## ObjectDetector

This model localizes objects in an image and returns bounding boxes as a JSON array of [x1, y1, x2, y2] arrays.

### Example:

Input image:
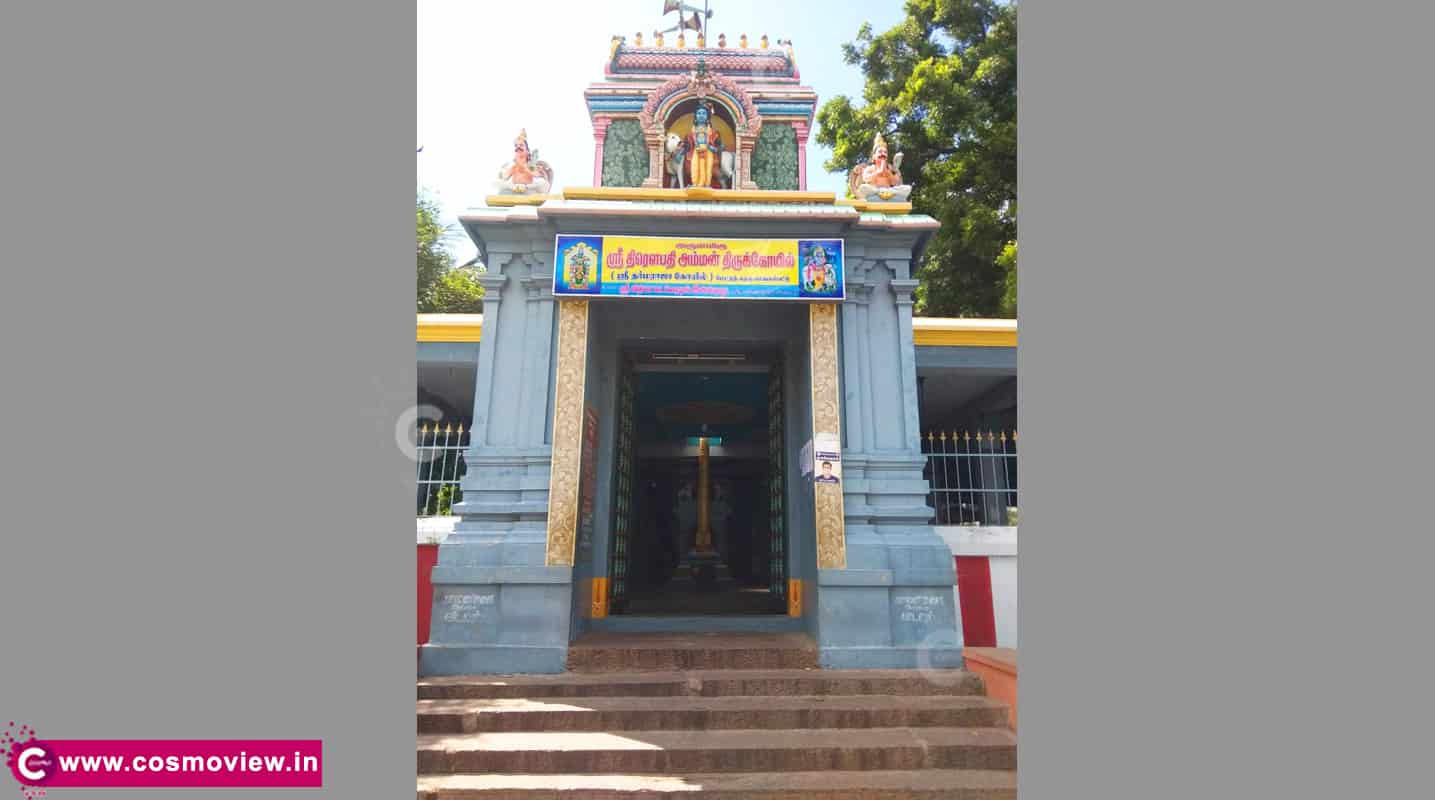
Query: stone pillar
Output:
[[792, 120, 810, 191], [642, 129, 665, 188], [809, 303, 846, 569], [420, 230, 577, 677], [738, 134, 758, 191], [591, 117, 611, 187], [813, 231, 962, 671]]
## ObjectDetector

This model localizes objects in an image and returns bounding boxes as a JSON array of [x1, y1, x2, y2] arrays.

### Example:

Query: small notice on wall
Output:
[[813, 432, 841, 485], [438, 591, 495, 626]]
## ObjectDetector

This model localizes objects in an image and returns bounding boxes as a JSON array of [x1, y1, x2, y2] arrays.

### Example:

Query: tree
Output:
[[426, 267, 485, 314], [417, 190, 484, 312], [816, 0, 1016, 317]]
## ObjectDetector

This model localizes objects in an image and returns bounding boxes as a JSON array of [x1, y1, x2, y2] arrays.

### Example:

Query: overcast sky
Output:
[[417, 0, 907, 264]]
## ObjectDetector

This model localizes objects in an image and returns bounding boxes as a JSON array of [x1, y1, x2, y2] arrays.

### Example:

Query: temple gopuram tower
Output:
[[586, 32, 816, 191], [420, 12, 962, 676]]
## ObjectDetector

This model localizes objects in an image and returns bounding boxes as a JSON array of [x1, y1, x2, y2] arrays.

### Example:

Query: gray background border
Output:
[[2, 1, 1432, 797], [1, 1, 415, 796], [1022, 1, 1432, 796]]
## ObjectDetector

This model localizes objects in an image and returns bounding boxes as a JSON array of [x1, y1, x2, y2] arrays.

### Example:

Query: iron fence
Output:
[[922, 430, 1018, 526], [417, 424, 1015, 524], [417, 423, 468, 517]]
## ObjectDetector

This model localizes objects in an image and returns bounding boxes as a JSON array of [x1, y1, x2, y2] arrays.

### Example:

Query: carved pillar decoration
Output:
[[890, 279, 923, 451], [839, 279, 871, 454], [739, 136, 758, 191], [792, 121, 810, 191], [518, 271, 555, 446], [642, 130, 665, 188], [809, 303, 847, 569], [470, 271, 511, 448], [544, 300, 590, 567], [591, 117, 612, 188]]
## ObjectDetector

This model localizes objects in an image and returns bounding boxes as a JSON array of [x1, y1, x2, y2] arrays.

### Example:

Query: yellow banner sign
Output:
[[552, 235, 845, 300]]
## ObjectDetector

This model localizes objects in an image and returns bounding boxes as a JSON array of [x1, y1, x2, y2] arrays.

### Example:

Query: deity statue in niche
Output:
[[494, 129, 553, 195], [684, 101, 724, 189], [848, 132, 912, 202], [665, 102, 736, 189]]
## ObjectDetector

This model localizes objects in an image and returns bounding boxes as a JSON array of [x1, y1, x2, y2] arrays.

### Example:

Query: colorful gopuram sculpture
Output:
[[684, 101, 723, 188], [494, 129, 553, 195], [663, 100, 732, 189], [848, 132, 912, 202]]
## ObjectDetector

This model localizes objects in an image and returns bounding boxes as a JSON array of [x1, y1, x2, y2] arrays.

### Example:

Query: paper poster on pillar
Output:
[[813, 432, 841, 485]]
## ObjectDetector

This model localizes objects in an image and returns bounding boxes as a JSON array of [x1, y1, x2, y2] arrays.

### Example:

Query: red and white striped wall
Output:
[[935, 526, 1018, 648]]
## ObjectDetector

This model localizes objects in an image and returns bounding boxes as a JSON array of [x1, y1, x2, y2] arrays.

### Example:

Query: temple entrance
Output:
[[606, 345, 788, 617]]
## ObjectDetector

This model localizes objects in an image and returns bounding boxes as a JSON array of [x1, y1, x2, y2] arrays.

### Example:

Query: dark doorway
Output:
[[607, 347, 787, 616]]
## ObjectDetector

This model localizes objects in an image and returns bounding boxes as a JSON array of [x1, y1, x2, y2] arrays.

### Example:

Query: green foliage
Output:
[[817, 0, 1016, 318], [417, 190, 450, 305], [997, 241, 1016, 317], [434, 484, 459, 516], [417, 190, 485, 313], [426, 267, 485, 314]]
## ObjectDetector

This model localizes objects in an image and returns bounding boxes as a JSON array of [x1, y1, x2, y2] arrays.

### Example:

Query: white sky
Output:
[[417, 0, 906, 264]]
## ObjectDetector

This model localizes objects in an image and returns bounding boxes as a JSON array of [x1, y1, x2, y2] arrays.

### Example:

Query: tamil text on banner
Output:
[[552, 235, 844, 301]]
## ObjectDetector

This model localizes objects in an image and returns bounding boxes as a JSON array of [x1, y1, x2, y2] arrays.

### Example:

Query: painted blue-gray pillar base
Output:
[[419, 553, 574, 676], [815, 523, 963, 671]]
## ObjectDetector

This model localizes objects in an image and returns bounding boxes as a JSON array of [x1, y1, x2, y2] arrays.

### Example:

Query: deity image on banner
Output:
[[554, 237, 604, 295], [798, 241, 843, 297], [564, 242, 597, 290]]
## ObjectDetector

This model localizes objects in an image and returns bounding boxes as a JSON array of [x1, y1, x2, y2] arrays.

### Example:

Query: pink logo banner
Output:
[[6, 738, 322, 790]]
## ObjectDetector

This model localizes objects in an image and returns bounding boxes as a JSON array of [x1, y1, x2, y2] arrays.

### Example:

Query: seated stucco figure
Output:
[[494, 129, 553, 195], [848, 133, 911, 202]]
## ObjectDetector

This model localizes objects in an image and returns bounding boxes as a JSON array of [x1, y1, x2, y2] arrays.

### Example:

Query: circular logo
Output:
[[915, 627, 967, 687], [11, 741, 57, 785]]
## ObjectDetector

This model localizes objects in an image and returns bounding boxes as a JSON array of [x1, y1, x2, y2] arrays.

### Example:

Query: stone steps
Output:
[[418, 633, 1015, 798], [418, 668, 986, 700], [417, 727, 1017, 774], [565, 632, 818, 672], [416, 768, 1017, 799], [417, 694, 1009, 733]]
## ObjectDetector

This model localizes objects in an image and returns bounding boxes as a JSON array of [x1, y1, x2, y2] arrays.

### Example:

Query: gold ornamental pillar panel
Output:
[[544, 299, 590, 567], [809, 303, 847, 569]]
